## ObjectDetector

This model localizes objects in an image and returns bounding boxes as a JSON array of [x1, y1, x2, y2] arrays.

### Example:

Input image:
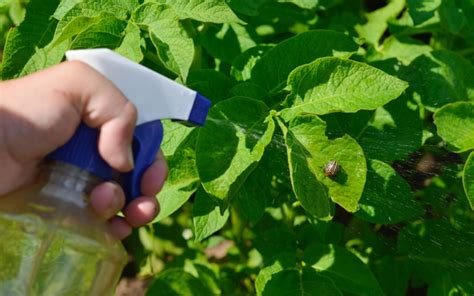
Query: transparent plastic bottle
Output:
[[0, 48, 211, 296], [0, 161, 127, 295]]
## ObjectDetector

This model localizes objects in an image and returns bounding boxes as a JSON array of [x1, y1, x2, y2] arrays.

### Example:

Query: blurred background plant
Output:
[[0, 0, 27, 61]]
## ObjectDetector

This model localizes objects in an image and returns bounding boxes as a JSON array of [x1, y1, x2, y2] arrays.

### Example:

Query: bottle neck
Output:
[[41, 161, 103, 208]]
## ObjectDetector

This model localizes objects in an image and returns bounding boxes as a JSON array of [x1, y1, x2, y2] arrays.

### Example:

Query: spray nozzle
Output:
[[49, 49, 211, 204]]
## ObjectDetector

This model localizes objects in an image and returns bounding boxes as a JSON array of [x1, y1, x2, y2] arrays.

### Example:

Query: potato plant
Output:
[[1, 0, 474, 295]]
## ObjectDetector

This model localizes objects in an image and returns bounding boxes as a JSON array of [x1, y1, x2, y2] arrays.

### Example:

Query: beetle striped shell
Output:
[[324, 160, 340, 177]]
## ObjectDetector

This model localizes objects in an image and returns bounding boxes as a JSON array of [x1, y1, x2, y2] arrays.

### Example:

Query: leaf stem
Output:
[[231, 205, 245, 243], [281, 202, 295, 228], [143, 49, 178, 79], [180, 19, 197, 39]]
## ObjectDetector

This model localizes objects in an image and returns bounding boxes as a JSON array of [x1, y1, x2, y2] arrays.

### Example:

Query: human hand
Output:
[[0, 61, 168, 239]]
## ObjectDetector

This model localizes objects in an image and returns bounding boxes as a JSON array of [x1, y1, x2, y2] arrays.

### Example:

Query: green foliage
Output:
[[250, 30, 359, 93], [464, 152, 474, 210], [434, 101, 474, 153], [2, 0, 474, 294], [407, 0, 441, 26], [145, 268, 214, 296], [303, 243, 384, 295], [409, 50, 474, 110], [282, 114, 366, 215], [196, 97, 275, 205], [356, 159, 423, 224], [434, 101, 474, 210], [281, 57, 408, 118], [193, 188, 229, 242]]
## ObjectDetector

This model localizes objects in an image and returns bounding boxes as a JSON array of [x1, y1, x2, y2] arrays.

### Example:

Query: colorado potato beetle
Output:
[[324, 160, 340, 177]]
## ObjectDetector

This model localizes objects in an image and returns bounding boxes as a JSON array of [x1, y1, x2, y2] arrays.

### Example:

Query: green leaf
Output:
[[154, 130, 200, 222], [303, 243, 384, 295], [357, 95, 423, 162], [196, 97, 275, 204], [193, 188, 230, 242], [53, 0, 138, 22], [283, 114, 367, 214], [8, 0, 25, 26], [70, 16, 127, 49], [387, 9, 441, 38], [248, 2, 321, 36], [198, 23, 257, 64], [18, 40, 69, 77], [371, 256, 410, 296], [409, 50, 474, 110], [251, 30, 359, 93], [198, 24, 241, 64], [191, 264, 221, 295], [277, 0, 319, 10], [154, 0, 241, 23], [463, 151, 474, 210], [459, 2, 474, 25], [187, 69, 236, 103], [115, 21, 143, 63], [55, 0, 132, 36], [52, 0, 81, 20], [25, 1, 138, 76], [230, 22, 259, 52], [255, 254, 298, 296], [160, 121, 195, 157], [434, 101, 474, 152], [368, 36, 432, 65], [230, 82, 268, 102], [254, 225, 297, 263], [236, 130, 292, 223], [54, 16, 108, 48], [259, 268, 342, 296], [398, 220, 474, 272], [439, 0, 468, 34], [408, 262, 474, 296], [355, 0, 405, 45], [235, 167, 268, 224], [146, 268, 213, 296], [407, 0, 441, 25], [297, 220, 344, 248], [231, 44, 273, 82], [1, 0, 59, 79], [320, 110, 374, 143], [227, 0, 268, 16], [227, 0, 267, 17], [427, 274, 464, 296], [25, 12, 124, 76], [356, 159, 423, 224], [133, 2, 194, 79], [280, 119, 331, 219], [281, 57, 408, 120]]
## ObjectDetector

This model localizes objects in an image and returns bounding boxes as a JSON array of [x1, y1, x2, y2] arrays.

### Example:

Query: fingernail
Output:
[[128, 146, 135, 169], [137, 200, 158, 217], [96, 184, 118, 219]]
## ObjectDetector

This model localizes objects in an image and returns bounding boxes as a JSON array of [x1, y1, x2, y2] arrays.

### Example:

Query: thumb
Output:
[[57, 61, 138, 172]]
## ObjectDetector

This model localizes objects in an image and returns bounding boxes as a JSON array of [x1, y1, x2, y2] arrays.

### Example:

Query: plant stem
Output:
[[231, 205, 244, 243], [281, 202, 295, 228]]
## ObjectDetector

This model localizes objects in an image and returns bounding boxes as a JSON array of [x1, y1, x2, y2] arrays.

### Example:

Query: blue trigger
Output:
[[123, 120, 164, 204], [48, 93, 209, 206]]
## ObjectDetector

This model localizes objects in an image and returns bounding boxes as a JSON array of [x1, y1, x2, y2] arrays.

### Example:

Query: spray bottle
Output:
[[0, 49, 210, 295]]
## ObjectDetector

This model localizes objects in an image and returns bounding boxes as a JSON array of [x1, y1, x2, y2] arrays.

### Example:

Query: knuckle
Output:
[[64, 60, 95, 75], [123, 100, 138, 123]]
